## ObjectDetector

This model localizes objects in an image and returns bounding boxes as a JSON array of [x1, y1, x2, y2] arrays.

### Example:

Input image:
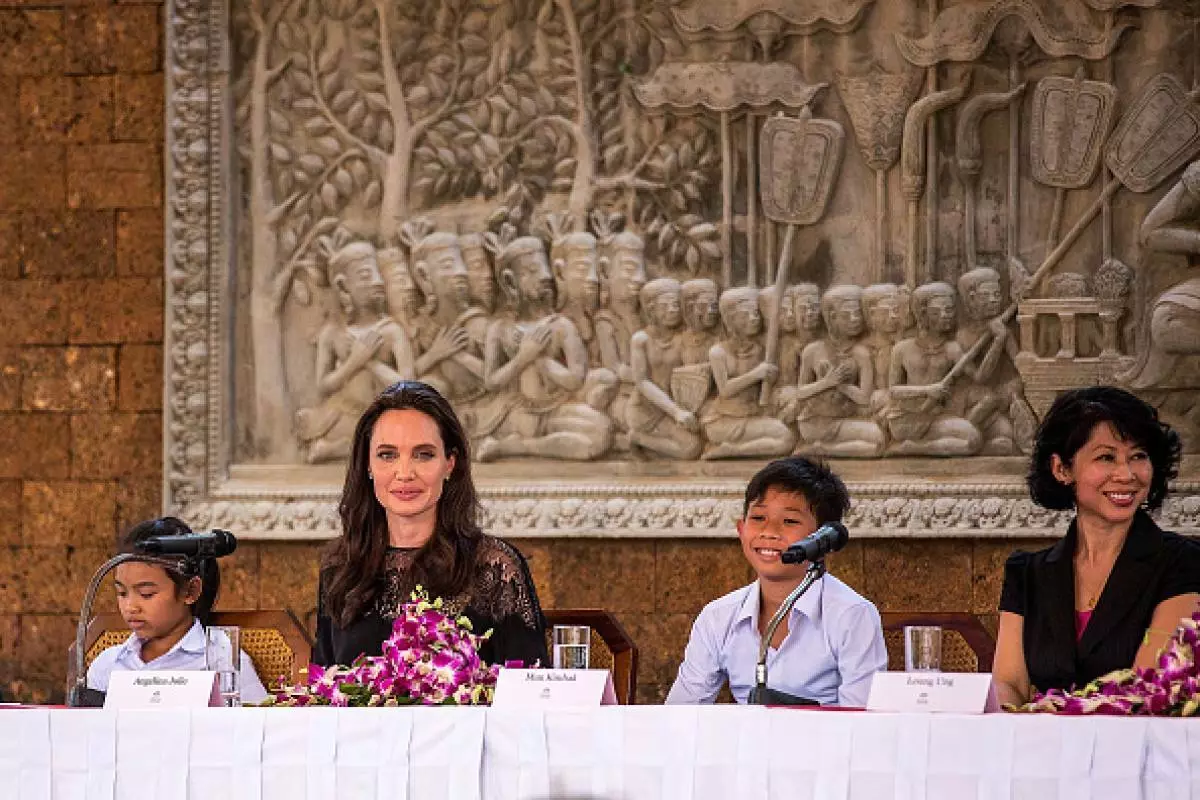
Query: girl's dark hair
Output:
[[120, 516, 220, 625], [323, 380, 482, 626], [743, 456, 851, 524], [1027, 386, 1181, 511]]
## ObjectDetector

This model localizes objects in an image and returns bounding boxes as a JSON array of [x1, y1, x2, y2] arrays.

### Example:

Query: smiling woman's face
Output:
[[369, 409, 457, 535], [1052, 421, 1152, 529]]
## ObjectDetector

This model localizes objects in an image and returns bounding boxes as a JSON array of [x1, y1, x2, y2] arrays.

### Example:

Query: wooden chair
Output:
[[84, 610, 313, 690], [544, 609, 639, 704], [881, 612, 996, 673]]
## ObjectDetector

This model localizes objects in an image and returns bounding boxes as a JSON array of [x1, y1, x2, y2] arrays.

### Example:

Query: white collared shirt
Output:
[[665, 575, 886, 706], [86, 619, 269, 704]]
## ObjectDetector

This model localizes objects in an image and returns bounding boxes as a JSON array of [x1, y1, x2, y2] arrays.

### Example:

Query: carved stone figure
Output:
[[674, 278, 721, 415], [295, 238, 415, 463], [784, 285, 885, 458], [476, 237, 612, 461], [549, 226, 603, 362], [884, 282, 983, 457], [679, 278, 721, 367], [628, 279, 703, 460], [702, 287, 796, 460], [760, 283, 819, 389], [861, 283, 906, 394], [594, 230, 649, 445], [379, 246, 420, 339], [547, 221, 619, 411], [954, 267, 1035, 455], [1130, 160, 1200, 387], [381, 243, 471, 392], [409, 232, 487, 403], [789, 282, 823, 369], [459, 233, 498, 314]]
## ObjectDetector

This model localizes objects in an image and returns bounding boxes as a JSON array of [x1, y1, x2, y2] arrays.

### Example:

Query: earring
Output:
[[368, 471, 373, 479]]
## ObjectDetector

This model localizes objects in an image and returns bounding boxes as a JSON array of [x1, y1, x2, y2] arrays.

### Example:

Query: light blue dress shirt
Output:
[[665, 574, 887, 706], [87, 618, 269, 704]]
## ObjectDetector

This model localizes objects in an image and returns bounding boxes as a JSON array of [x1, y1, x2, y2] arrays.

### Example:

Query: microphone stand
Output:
[[748, 559, 825, 706], [67, 553, 192, 708]]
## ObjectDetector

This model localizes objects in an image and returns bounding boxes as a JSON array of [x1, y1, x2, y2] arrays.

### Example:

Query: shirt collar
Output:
[[119, 618, 206, 662], [735, 576, 826, 628]]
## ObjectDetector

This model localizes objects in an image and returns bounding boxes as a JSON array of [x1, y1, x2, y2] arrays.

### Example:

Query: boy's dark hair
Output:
[[742, 456, 851, 524], [120, 517, 220, 626], [1027, 386, 1181, 511]]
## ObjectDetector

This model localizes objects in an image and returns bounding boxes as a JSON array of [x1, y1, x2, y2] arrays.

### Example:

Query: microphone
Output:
[[135, 529, 237, 558], [781, 521, 849, 564]]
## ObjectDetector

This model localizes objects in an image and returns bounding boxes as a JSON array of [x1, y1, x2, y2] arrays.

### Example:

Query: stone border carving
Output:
[[163, 0, 1200, 541]]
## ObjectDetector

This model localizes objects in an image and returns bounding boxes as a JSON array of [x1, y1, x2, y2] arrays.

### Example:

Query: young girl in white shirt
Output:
[[86, 517, 268, 703]]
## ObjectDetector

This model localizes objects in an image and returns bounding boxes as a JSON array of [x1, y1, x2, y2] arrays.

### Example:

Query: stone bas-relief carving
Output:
[[291, 213, 1066, 462], [164, 0, 1200, 537], [1129, 160, 1200, 388]]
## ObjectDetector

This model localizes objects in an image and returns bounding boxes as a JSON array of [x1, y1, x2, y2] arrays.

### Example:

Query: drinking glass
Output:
[[552, 625, 590, 670], [205, 625, 241, 706], [904, 625, 943, 672]]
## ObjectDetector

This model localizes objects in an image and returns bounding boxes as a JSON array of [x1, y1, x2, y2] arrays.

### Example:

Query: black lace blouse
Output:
[[313, 535, 549, 669]]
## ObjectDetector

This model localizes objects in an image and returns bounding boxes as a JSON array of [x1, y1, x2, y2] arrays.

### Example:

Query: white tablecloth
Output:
[[3, 706, 1198, 800]]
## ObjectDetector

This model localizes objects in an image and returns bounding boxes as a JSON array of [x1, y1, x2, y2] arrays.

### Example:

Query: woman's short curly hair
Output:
[[1027, 386, 1181, 511]]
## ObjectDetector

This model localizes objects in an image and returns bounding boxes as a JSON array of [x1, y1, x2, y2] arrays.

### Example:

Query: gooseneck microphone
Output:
[[749, 521, 852, 706], [135, 529, 237, 558], [780, 521, 849, 564]]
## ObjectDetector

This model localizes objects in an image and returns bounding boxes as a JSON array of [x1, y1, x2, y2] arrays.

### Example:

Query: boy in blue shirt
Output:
[[666, 456, 886, 706]]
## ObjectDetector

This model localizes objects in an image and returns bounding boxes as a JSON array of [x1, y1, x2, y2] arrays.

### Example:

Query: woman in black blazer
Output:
[[993, 387, 1200, 707]]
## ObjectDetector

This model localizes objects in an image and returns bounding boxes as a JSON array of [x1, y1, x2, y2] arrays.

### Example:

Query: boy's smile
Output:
[[737, 487, 820, 582]]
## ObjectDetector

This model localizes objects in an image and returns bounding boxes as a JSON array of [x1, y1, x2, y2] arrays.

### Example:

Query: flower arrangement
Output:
[[1018, 610, 1200, 716], [265, 587, 506, 707]]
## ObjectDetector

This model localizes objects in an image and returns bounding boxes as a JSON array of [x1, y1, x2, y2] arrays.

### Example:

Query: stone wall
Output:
[[0, 0, 1031, 705], [0, 0, 165, 702]]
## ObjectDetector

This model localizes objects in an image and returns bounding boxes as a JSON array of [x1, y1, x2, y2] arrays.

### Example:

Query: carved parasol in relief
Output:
[[756, 109, 845, 404], [834, 69, 923, 283], [671, 0, 877, 47], [896, 0, 1143, 284], [1028, 68, 1118, 254], [660, 0, 872, 289], [942, 73, 1200, 390], [634, 61, 824, 289]]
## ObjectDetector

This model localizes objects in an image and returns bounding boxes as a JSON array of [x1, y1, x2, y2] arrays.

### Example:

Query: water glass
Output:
[[205, 625, 241, 706], [904, 625, 943, 672], [552, 625, 590, 670]]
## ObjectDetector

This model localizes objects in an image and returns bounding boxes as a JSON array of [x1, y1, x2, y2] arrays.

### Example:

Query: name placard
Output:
[[104, 670, 221, 709], [866, 672, 999, 714], [492, 668, 618, 708]]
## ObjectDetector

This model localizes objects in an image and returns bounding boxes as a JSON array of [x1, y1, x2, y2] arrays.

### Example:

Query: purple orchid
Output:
[[1018, 610, 1200, 717], [261, 586, 521, 708]]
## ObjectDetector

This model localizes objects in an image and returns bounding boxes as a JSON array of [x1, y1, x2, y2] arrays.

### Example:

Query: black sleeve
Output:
[[1159, 535, 1200, 602], [999, 550, 1030, 615], [313, 572, 335, 668], [483, 610, 550, 668], [477, 540, 549, 667]]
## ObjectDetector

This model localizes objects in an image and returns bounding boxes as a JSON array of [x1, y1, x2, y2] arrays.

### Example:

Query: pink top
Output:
[[1075, 609, 1094, 641]]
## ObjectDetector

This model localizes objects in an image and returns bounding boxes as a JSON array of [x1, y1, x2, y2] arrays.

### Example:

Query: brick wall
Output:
[[0, 0, 164, 702], [0, 0, 1022, 705]]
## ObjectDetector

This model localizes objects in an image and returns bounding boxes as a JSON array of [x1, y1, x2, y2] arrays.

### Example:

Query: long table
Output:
[[4, 705, 1199, 799]]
